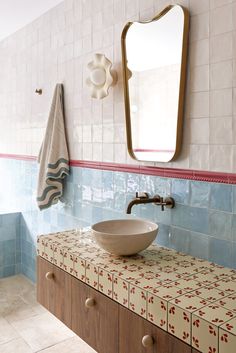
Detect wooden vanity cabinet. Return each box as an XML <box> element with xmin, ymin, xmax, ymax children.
<box><xmin>37</xmin><ymin>257</ymin><xmax>193</xmax><ymax>353</ymax></box>
<box><xmin>37</xmin><ymin>257</ymin><xmax>71</xmax><ymax>328</ymax></box>
<box><xmin>119</xmin><ymin>306</ymin><xmax>191</xmax><ymax>353</ymax></box>
<box><xmin>71</xmin><ymin>276</ymin><xmax>119</xmax><ymax>353</ymax></box>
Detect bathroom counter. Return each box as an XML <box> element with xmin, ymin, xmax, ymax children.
<box><xmin>37</xmin><ymin>229</ymin><xmax>236</xmax><ymax>353</ymax></box>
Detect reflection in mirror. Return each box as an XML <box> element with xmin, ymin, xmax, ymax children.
<box><xmin>121</xmin><ymin>5</ymin><xmax>189</xmax><ymax>162</ymax></box>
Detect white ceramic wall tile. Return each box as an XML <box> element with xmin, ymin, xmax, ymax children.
<box><xmin>190</xmin><ymin>65</ymin><xmax>210</xmax><ymax>92</ymax></box>
<box><xmin>210</xmin><ymin>61</ymin><xmax>233</xmax><ymax>90</ymax></box>
<box><xmin>209</xmin><ymin>145</ymin><xmax>233</xmax><ymax>172</ymax></box>
<box><xmin>189</xmin><ymin>145</ymin><xmax>210</xmax><ymax>170</ymax></box>
<box><xmin>0</xmin><ymin>0</ymin><xmax>235</xmax><ymax>173</ymax></box>
<box><xmin>190</xmin><ymin>0</ymin><xmax>210</xmax><ymax>15</ymax></box>
<box><xmin>190</xmin><ymin>118</ymin><xmax>209</xmax><ymax>144</ymax></box>
<box><xmin>190</xmin><ymin>13</ymin><xmax>210</xmax><ymax>42</ymax></box>
<box><xmin>210</xmin><ymin>88</ymin><xmax>233</xmax><ymax>117</ymax></box>
<box><xmin>209</xmin><ymin>117</ymin><xmax>233</xmax><ymax>145</ymax></box>
<box><xmin>190</xmin><ymin>39</ymin><xmax>209</xmax><ymax>67</ymax></box>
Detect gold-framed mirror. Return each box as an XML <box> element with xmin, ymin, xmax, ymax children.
<box><xmin>121</xmin><ymin>5</ymin><xmax>189</xmax><ymax>162</ymax></box>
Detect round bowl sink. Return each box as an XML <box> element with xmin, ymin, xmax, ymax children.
<box><xmin>91</xmin><ymin>219</ymin><xmax>158</xmax><ymax>256</ymax></box>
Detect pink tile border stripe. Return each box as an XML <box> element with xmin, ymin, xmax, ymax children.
<box><xmin>0</xmin><ymin>153</ymin><xmax>235</xmax><ymax>184</ymax></box>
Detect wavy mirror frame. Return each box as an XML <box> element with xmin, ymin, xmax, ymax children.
<box><xmin>121</xmin><ymin>5</ymin><xmax>189</xmax><ymax>162</ymax></box>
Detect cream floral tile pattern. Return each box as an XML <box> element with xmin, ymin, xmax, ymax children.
<box><xmin>129</xmin><ymin>284</ymin><xmax>147</xmax><ymax>318</ymax></box>
<box><xmin>219</xmin><ymin>317</ymin><xmax>236</xmax><ymax>353</ymax></box>
<box><xmin>113</xmin><ymin>276</ymin><xmax>129</xmax><ymax>307</ymax></box>
<box><xmin>37</xmin><ymin>230</ymin><xmax>236</xmax><ymax>353</ymax></box>
<box><xmin>192</xmin><ymin>304</ymin><xmax>236</xmax><ymax>353</ymax></box>
<box><xmin>168</xmin><ymin>293</ymin><xmax>210</xmax><ymax>345</ymax></box>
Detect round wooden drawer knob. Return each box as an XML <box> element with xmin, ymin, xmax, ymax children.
<box><xmin>142</xmin><ymin>335</ymin><xmax>154</xmax><ymax>348</ymax></box>
<box><xmin>85</xmin><ymin>298</ymin><xmax>95</xmax><ymax>308</ymax></box>
<box><xmin>45</xmin><ymin>272</ymin><xmax>54</xmax><ymax>280</ymax></box>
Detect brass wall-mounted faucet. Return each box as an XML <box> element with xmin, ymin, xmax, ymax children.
<box><xmin>126</xmin><ymin>192</ymin><xmax>175</xmax><ymax>214</ymax></box>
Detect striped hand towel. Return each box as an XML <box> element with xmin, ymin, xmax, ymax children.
<box><xmin>37</xmin><ymin>84</ymin><xmax>70</xmax><ymax>210</ymax></box>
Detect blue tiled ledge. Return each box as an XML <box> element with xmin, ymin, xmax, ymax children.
<box><xmin>0</xmin><ymin>213</ymin><xmax>21</xmax><ymax>279</ymax></box>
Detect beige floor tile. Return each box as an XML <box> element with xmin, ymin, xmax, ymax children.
<box><xmin>1</xmin><ymin>296</ymin><xmax>39</xmax><ymax>323</ymax></box>
<box><xmin>39</xmin><ymin>337</ymin><xmax>96</xmax><ymax>353</ymax></box>
<box><xmin>11</xmin><ymin>312</ymin><xmax>75</xmax><ymax>352</ymax></box>
<box><xmin>0</xmin><ymin>275</ymin><xmax>34</xmax><ymax>298</ymax></box>
<box><xmin>0</xmin><ymin>317</ymin><xmax>19</xmax><ymax>345</ymax></box>
<box><xmin>0</xmin><ymin>337</ymin><xmax>33</xmax><ymax>353</ymax></box>
<box><xmin>19</xmin><ymin>286</ymin><xmax>48</xmax><ymax>316</ymax></box>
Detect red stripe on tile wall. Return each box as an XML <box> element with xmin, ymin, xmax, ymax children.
<box><xmin>0</xmin><ymin>153</ymin><xmax>235</xmax><ymax>184</ymax></box>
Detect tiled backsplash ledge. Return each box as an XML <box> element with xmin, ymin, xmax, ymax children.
<box><xmin>1</xmin><ymin>154</ymin><xmax>236</xmax><ymax>184</ymax></box>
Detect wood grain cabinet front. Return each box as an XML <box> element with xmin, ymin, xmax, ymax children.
<box><xmin>119</xmin><ymin>306</ymin><xmax>191</xmax><ymax>353</ymax></box>
<box><xmin>37</xmin><ymin>257</ymin><xmax>71</xmax><ymax>328</ymax></box>
<box><xmin>71</xmin><ymin>276</ymin><xmax>119</xmax><ymax>353</ymax></box>
<box><xmin>37</xmin><ymin>257</ymin><xmax>193</xmax><ymax>353</ymax></box>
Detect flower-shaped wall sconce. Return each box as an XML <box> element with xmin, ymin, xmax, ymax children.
<box><xmin>86</xmin><ymin>53</ymin><xmax>118</xmax><ymax>99</ymax></box>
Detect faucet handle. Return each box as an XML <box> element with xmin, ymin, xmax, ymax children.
<box><xmin>136</xmin><ymin>192</ymin><xmax>149</xmax><ymax>199</ymax></box>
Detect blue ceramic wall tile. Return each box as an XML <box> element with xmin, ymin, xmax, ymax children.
<box><xmin>209</xmin><ymin>210</ymin><xmax>232</xmax><ymax>240</ymax></box>
<box><xmin>233</xmin><ymin>186</ymin><xmax>236</xmax><ymax>213</ymax></box>
<box><xmin>232</xmin><ymin>242</ymin><xmax>236</xmax><ymax>268</ymax></box>
<box><xmin>155</xmin><ymin>223</ymin><xmax>170</xmax><ymax>247</ymax></box>
<box><xmin>171</xmin><ymin>204</ymin><xmax>209</xmax><ymax>233</ymax></box>
<box><xmin>91</xmin><ymin>206</ymin><xmax>103</xmax><ymax>223</ymax></box>
<box><xmin>209</xmin><ymin>238</ymin><xmax>232</xmax><ymax>268</ymax></box>
<box><xmin>127</xmin><ymin>173</ymin><xmax>140</xmax><ymax>193</ymax></box>
<box><xmin>154</xmin><ymin>177</ymin><xmax>171</xmax><ymax>196</ymax></box>
<box><xmin>70</xmin><ymin>167</ymin><xmax>81</xmax><ymax>183</ymax></box>
<box><xmin>139</xmin><ymin>204</ymin><xmax>155</xmax><ymax>222</ymax></box>
<box><xmin>113</xmin><ymin>192</ymin><xmax>126</xmax><ymax>212</ymax></box>
<box><xmin>73</xmin><ymin>201</ymin><xmax>83</xmax><ymax>219</ymax></box>
<box><xmin>154</xmin><ymin>206</ymin><xmax>171</xmax><ymax>225</ymax></box>
<box><xmin>210</xmin><ymin>184</ymin><xmax>233</xmax><ymax>212</ymax></box>
<box><xmin>190</xmin><ymin>181</ymin><xmax>210</xmax><ymax>208</ymax></box>
<box><xmin>114</xmin><ymin>172</ymin><xmax>126</xmax><ymax>192</ymax></box>
<box><xmin>3</xmin><ymin>265</ymin><xmax>16</xmax><ymax>277</ymax></box>
<box><xmin>190</xmin><ymin>232</ymin><xmax>209</xmax><ymax>260</ymax></box>
<box><xmin>190</xmin><ymin>207</ymin><xmax>209</xmax><ymax>234</ymax></box>
<box><xmin>171</xmin><ymin>179</ymin><xmax>190</xmax><ymax>205</ymax></box>
<box><xmin>232</xmin><ymin>215</ymin><xmax>236</xmax><ymax>242</ymax></box>
<box><xmin>0</xmin><ymin>225</ymin><xmax>17</xmax><ymax>241</ymax></box>
<box><xmin>3</xmin><ymin>251</ymin><xmax>15</xmax><ymax>266</ymax></box>
<box><xmin>169</xmin><ymin>226</ymin><xmax>191</xmax><ymax>253</ymax></box>
<box><xmin>82</xmin><ymin>168</ymin><xmax>93</xmax><ymax>187</ymax></box>
<box><xmin>140</xmin><ymin>175</ymin><xmax>156</xmax><ymax>195</ymax></box>
<box><xmin>171</xmin><ymin>204</ymin><xmax>192</xmax><ymax>230</ymax></box>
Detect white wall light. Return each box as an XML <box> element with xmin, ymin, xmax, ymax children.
<box><xmin>86</xmin><ymin>53</ymin><xmax>117</xmax><ymax>99</ymax></box>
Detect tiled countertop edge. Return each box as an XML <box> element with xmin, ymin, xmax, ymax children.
<box><xmin>37</xmin><ymin>233</ymin><xmax>236</xmax><ymax>353</ymax></box>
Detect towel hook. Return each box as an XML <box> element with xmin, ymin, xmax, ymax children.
<box><xmin>35</xmin><ymin>89</ymin><xmax>42</xmax><ymax>95</ymax></box>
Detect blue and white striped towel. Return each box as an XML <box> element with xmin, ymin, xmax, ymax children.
<box><xmin>37</xmin><ymin>84</ymin><xmax>70</xmax><ymax>210</ymax></box>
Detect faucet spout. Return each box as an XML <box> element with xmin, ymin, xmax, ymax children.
<box><xmin>126</xmin><ymin>192</ymin><xmax>161</xmax><ymax>214</ymax></box>
<box><xmin>126</xmin><ymin>192</ymin><xmax>175</xmax><ymax>214</ymax></box>
<box><xmin>126</xmin><ymin>199</ymin><xmax>141</xmax><ymax>214</ymax></box>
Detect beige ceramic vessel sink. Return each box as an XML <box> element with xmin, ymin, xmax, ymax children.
<box><xmin>91</xmin><ymin>219</ymin><xmax>158</xmax><ymax>256</ymax></box>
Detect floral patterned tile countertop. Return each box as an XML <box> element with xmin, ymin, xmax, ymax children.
<box><xmin>37</xmin><ymin>229</ymin><xmax>236</xmax><ymax>353</ymax></box>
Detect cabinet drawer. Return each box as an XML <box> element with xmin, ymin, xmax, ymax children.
<box><xmin>37</xmin><ymin>256</ymin><xmax>71</xmax><ymax>328</ymax></box>
<box><xmin>71</xmin><ymin>276</ymin><xmax>119</xmax><ymax>353</ymax></box>
<box><xmin>119</xmin><ymin>306</ymin><xmax>191</xmax><ymax>353</ymax></box>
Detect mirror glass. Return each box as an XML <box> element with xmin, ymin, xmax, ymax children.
<box><xmin>122</xmin><ymin>5</ymin><xmax>189</xmax><ymax>162</ymax></box>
